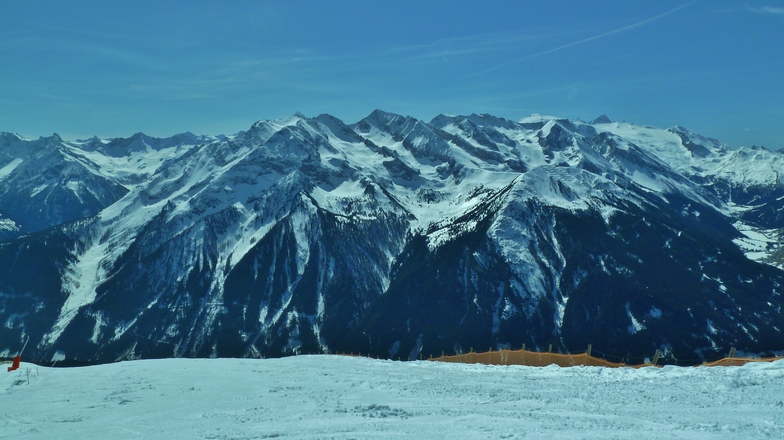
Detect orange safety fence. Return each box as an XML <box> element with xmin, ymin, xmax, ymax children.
<box><xmin>6</xmin><ymin>356</ymin><xmax>21</xmax><ymax>372</ymax></box>
<box><xmin>701</xmin><ymin>357</ymin><xmax>783</xmax><ymax>367</ymax></box>
<box><xmin>428</xmin><ymin>348</ymin><xmax>783</xmax><ymax>368</ymax></box>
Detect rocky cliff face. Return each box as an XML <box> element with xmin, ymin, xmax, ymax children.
<box><xmin>1</xmin><ymin>111</ymin><xmax>782</xmax><ymax>364</ymax></box>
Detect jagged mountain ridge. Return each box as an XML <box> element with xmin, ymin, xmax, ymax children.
<box><xmin>1</xmin><ymin>110</ymin><xmax>783</xmax><ymax>364</ymax></box>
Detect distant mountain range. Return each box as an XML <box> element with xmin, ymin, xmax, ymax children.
<box><xmin>1</xmin><ymin>111</ymin><xmax>783</xmax><ymax>365</ymax></box>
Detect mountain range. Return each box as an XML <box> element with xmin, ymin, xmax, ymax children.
<box><xmin>1</xmin><ymin>110</ymin><xmax>783</xmax><ymax>365</ymax></box>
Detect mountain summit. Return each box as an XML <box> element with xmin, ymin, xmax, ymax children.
<box><xmin>1</xmin><ymin>111</ymin><xmax>783</xmax><ymax>364</ymax></box>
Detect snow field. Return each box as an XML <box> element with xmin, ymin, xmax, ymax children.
<box><xmin>2</xmin><ymin>356</ymin><xmax>783</xmax><ymax>439</ymax></box>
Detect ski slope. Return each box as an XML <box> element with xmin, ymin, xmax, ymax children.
<box><xmin>2</xmin><ymin>356</ymin><xmax>783</xmax><ymax>439</ymax></box>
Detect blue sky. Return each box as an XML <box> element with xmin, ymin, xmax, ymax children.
<box><xmin>2</xmin><ymin>1</ymin><xmax>782</xmax><ymax>149</ymax></box>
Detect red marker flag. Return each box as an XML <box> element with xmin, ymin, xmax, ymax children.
<box><xmin>7</xmin><ymin>356</ymin><xmax>20</xmax><ymax>372</ymax></box>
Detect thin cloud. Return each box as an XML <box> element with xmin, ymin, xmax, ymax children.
<box><xmin>747</xmin><ymin>5</ymin><xmax>784</xmax><ymax>15</ymax></box>
<box><xmin>471</xmin><ymin>1</ymin><xmax>700</xmax><ymax>77</ymax></box>
<box><xmin>383</xmin><ymin>30</ymin><xmax>564</xmax><ymax>63</ymax></box>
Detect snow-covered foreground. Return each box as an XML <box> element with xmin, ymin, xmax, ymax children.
<box><xmin>2</xmin><ymin>356</ymin><xmax>783</xmax><ymax>439</ymax></box>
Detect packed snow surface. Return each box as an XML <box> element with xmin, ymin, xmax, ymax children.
<box><xmin>2</xmin><ymin>356</ymin><xmax>783</xmax><ymax>439</ymax></box>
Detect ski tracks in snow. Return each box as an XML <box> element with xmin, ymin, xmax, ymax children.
<box><xmin>1</xmin><ymin>356</ymin><xmax>783</xmax><ymax>439</ymax></box>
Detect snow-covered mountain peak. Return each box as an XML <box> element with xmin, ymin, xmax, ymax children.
<box><xmin>666</xmin><ymin>126</ymin><xmax>727</xmax><ymax>159</ymax></box>
<box><xmin>351</xmin><ymin>110</ymin><xmax>454</xmax><ymax>165</ymax></box>
<box><xmin>73</xmin><ymin>136</ymin><xmax>108</xmax><ymax>149</ymax></box>
<box><xmin>431</xmin><ymin>113</ymin><xmax>515</xmax><ymax>130</ymax></box>
<box><xmin>590</xmin><ymin>114</ymin><xmax>613</xmax><ymax>124</ymax></box>
<box><xmin>0</xmin><ymin>132</ymin><xmax>32</xmax><ymax>159</ymax></box>
<box><xmin>2</xmin><ymin>110</ymin><xmax>784</xmax><ymax>365</ymax></box>
<box><xmin>714</xmin><ymin>146</ymin><xmax>784</xmax><ymax>189</ymax></box>
<box><xmin>352</xmin><ymin>110</ymin><xmax>418</xmax><ymax>144</ymax></box>
<box><xmin>0</xmin><ymin>132</ymin><xmax>27</xmax><ymax>142</ymax></box>
<box><xmin>247</xmin><ymin>113</ymin><xmax>304</xmax><ymax>132</ymax></box>
<box><xmin>312</xmin><ymin>113</ymin><xmax>368</xmax><ymax>145</ymax></box>
<box><xmin>243</xmin><ymin>113</ymin><xmax>318</xmax><ymax>147</ymax></box>
<box><xmin>518</xmin><ymin>113</ymin><xmax>561</xmax><ymax>125</ymax></box>
<box><xmin>356</xmin><ymin>109</ymin><xmax>410</xmax><ymax>128</ymax></box>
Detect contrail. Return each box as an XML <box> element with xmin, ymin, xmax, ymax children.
<box><xmin>470</xmin><ymin>1</ymin><xmax>699</xmax><ymax>77</ymax></box>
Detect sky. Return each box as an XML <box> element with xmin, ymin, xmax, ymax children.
<box><xmin>1</xmin><ymin>1</ymin><xmax>782</xmax><ymax>149</ymax></box>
